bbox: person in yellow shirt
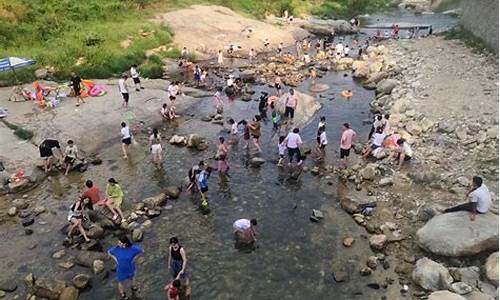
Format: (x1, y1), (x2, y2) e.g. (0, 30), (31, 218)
(105, 178), (125, 222)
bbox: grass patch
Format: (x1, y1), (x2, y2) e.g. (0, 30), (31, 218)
(1, 119), (34, 140)
(440, 26), (494, 54)
(0, 0), (394, 84)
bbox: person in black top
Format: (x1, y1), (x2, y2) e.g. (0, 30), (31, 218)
(70, 72), (85, 106)
(258, 92), (269, 120)
(39, 139), (63, 172)
(167, 236), (190, 296)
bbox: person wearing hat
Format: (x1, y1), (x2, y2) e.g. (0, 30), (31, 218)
(105, 178), (125, 221)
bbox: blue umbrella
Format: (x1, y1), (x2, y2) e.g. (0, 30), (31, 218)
(0, 57), (36, 82)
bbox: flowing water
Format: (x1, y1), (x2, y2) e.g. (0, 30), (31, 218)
(0, 11), (459, 300)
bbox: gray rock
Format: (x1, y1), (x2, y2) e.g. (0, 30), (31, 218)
(465, 291), (495, 300)
(76, 251), (106, 268)
(187, 134), (205, 148)
(360, 164), (377, 180)
(438, 121), (457, 134)
(0, 280), (17, 292)
(34, 68), (48, 79)
(71, 274), (90, 289)
(165, 186), (180, 199)
(87, 225), (104, 239)
(142, 193), (167, 209)
(34, 277), (66, 299)
(132, 228), (143, 242)
(93, 260), (105, 274)
(451, 282), (473, 295)
(12, 199), (28, 209)
(250, 157), (266, 167)
(428, 291), (467, 300)
(376, 79), (399, 95)
(333, 271), (348, 282)
(416, 212), (499, 257)
(367, 256), (378, 269)
(369, 234), (387, 250)
(59, 286), (79, 300)
(485, 252), (498, 285)
(21, 217), (34, 227)
(7, 207), (17, 216)
(379, 177), (393, 187)
(33, 206), (46, 216)
(412, 257), (453, 291)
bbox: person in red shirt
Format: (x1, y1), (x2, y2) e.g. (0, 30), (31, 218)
(164, 279), (181, 300)
(80, 180), (102, 210)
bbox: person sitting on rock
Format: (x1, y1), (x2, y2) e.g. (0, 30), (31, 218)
(63, 140), (79, 176)
(67, 199), (91, 243)
(233, 218), (258, 243)
(362, 127), (386, 159)
(161, 103), (170, 120)
(444, 176), (492, 221)
(80, 179), (102, 210)
(105, 178), (126, 222)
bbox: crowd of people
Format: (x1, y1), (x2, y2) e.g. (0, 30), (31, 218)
(38, 22), (491, 299)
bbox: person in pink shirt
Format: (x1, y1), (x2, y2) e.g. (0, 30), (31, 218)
(340, 123), (356, 168)
(284, 89), (298, 124)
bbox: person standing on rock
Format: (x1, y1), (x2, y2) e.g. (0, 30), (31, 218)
(167, 237), (191, 297)
(339, 123), (356, 168)
(217, 49), (224, 65)
(258, 92), (269, 120)
(121, 122), (131, 159)
(284, 89), (297, 124)
(238, 120), (250, 149)
(193, 65), (201, 87)
(214, 87), (224, 114)
(309, 68), (317, 86)
(108, 235), (144, 300)
(105, 177), (126, 222)
(249, 48), (256, 60)
(130, 64), (144, 91)
(70, 72), (85, 106)
(444, 176), (492, 221)
(248, 115), (262, 153)
(118, 74), (130, 108)
(39, 138), (63, 173)
(149, 128), (162, 169)
(285, 127), (303, 166)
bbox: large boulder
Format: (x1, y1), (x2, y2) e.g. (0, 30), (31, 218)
(59, 286), (79, 300)
(34, 277), (66, 299)
(299, 17), (356, 35)
(428, 291), (467, 300)
(142, 193), (167, 209)
(75, 251), (107, 268)
(485, 252), (499, 286)
(186, 134), (205, 149)
(412, 257), (453, 291)
(376, 79), (398, 95)
(275, 91), (321, 127)
(165, 186), (180, 199)
(416, 212), (499, 257)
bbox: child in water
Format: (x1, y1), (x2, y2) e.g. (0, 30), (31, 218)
(277, 136), (286, 166)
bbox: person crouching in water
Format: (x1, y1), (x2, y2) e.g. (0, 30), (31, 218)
(233, 218), (258, 244)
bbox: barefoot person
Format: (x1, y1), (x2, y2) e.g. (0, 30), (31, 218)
(80, 179), (102, 210)
(444, 176), (492, 221)
(130, 65), (144, 91)
(167, 237), (190, 296)
(285, 128), (303, 166)
(186, 161), (204, 193)
(339, 123), (356, 168)
(388, 138), (412, 167)
(317, 126), (327, 161)
(164, 279), (181, 300)
(248, 115), (262, 153)
(274, 75), (282, 96)
(121, 122), (131, 159)
(70, 72), (85, 106)
(105, 178), (125, 221)
(149, 128), (162, 168)
(233, 218), (257, 243)
(108, 235), (144, 300)
(362, 126), (385, 159)
(67, 199), (91, 242)
(39, 138), (63, 173)
(118, 75), (130, 108)
(63, 140), (79, 175)
(285, 89), (297, 124)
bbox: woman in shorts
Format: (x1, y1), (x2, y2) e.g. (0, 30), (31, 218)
(121, 122), (131, 159)
(274, 75), (282, 96)
(67, 199), (91, 242)
(149, 128), (162, 168)
(105, 178), (125, 221)
(248, 115), (262, 153)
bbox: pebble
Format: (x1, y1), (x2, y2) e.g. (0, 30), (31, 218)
(93, 260), (105, 274)
(360, 267), (372, 276)
(343, 237), (355, 247)
(7, 207), (17, 216)
(52, 249), (66, 259)
(332, 271), (348, 282)
(21, 217), (34, 227)
(58, 261), (75, 270)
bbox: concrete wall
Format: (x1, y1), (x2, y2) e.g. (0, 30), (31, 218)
(461, 0), (499, 53)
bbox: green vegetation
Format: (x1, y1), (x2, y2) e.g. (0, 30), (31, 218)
(1, 119), (34, 140)
(440, 26), (494, 54)
(0, 0), (392, 84)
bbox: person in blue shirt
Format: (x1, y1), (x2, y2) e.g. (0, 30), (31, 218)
(108, 235), (144, 300)
(197, 164), (212, 209)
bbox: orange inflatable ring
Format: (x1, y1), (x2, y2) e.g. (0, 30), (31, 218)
(341, 90), (353, 98)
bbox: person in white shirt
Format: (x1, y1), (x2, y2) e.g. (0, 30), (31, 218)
(167, 82), (179, 101)
(63, 140), (79, 175)
(317, 126), (328, 160)
(130, 64), (143, 91)
(362, 127), (386, 159)
(233, 218), (257, 243)
(368, 115), (385, 140)
(388, 138), (412, 167)
(303, 53), (311, 64)
(285, 128), (303, 166)
(181, 47), (189, 59)
(248, 48), (256, 60)
(277, 135), (287, 166)
(335, 43), (344, 58)
(118, 75), (129, 108)
(217, 49), (224, 65)
(444, 176), (492, 221)
(344, 44), (350, 57)
(120, 122), (131, 159)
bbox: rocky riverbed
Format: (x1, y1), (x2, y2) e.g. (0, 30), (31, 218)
(0, 7), (498, 300)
